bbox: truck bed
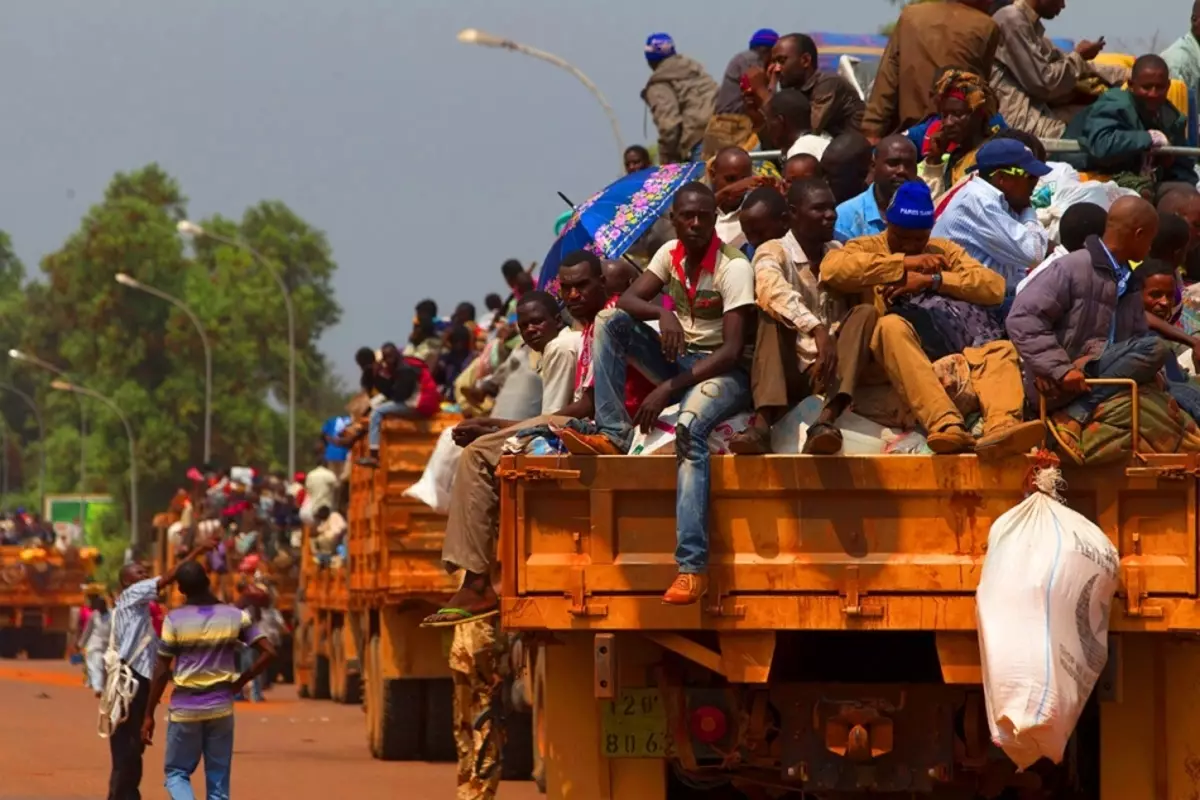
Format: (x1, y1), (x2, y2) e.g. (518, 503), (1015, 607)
(348, 414), (461, 605)
(497, 453), (1200, 633)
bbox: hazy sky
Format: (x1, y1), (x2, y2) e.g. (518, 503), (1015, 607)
(0, 0), (1188, 382)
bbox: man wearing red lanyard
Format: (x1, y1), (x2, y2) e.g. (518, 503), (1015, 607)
(558, 182), (756, 606)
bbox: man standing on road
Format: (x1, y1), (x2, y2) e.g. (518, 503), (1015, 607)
(142, 560), (275, 800)
(108, 540), (215, 800)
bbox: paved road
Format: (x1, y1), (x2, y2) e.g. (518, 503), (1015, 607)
(0, 660), (540, 799)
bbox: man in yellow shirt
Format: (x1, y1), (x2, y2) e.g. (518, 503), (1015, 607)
(822, 181), (1044, 457)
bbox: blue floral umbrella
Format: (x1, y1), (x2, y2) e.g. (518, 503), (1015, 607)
(537, 161), (706, 295)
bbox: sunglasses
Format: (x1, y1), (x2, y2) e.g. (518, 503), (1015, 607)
(993, 166), (1031, 178)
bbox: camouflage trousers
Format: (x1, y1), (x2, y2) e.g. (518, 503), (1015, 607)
(451, 619), (501, 800)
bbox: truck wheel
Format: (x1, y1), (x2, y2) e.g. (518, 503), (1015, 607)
(274, 635), (294, 684)
(29, 631), (67, 660)
(531, 645), (547, 793)
(380, 679), (424, 760)
(365, 634), (382, 756)
(0, 629), (19, 659)
(365, 633), (423, 761)
(344, 666), (362, 706)
(330, 631), (346, 703)
(422, 677), (456, 762)
(312, 654), (331, 701)
(501, 695), (534, 781)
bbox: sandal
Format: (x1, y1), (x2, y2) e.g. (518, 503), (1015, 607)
(802, 422), (844, 455)
(420, 606), (500, 628)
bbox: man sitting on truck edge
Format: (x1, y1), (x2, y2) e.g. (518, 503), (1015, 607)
(422, 256), (609, 627)
(1007, 196), (1172, 427)
(555, 182), (756, 606)
(821, 180), (1043, 458)
(729, 178), (850, 454)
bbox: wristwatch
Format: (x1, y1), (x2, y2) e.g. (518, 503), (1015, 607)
(929, 272), (943, 293)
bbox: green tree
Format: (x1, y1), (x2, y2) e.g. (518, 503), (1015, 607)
(14, 164), (346, 552)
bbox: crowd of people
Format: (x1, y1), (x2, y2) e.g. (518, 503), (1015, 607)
(414, 0), (1200, 620)
(88, 4), (1200, 796)
(0, 509), (75, 548)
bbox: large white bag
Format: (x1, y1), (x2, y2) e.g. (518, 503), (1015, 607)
(976, 468), (1119, 769)
(403, 427), (462, 514)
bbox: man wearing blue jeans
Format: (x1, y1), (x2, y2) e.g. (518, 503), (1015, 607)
(1008, 195), (1165, 428)
(358, 342), (439, 468)
(142, 560), (275, 800)
(559, 182), (755, 605)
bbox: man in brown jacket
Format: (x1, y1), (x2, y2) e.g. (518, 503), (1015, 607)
(863, 0), (1000, 141)
(642, 32), (718, 163)
(770, 33), (866, 137)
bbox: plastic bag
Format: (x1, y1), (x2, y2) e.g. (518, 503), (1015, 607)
(976, 467), (1119, 769)
(403, 427), (462, 514)
(1034, 163), (1138, 245)
(628, 405), (753, 455)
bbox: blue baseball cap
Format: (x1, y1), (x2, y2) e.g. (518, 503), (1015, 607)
(974, 138), (1051, 177)
(886, 180), (935, 230)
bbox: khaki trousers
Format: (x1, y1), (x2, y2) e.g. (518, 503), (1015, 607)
(441, 414), (569, 575)
(749, 313), (809, 414)
(869, 312), (1024, 435)
(749, 306), (878, 417)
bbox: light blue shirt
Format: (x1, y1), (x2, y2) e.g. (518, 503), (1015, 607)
(930, 177), (1049, 294)
(114, 577), (160, 679)
(834, 187), (885, 244)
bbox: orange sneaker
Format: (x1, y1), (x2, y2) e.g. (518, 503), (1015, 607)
(662, 573), (709, 605)
(556, 427), (622, 455)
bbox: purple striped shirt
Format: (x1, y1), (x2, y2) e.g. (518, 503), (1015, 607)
(159, 604), (263, 722)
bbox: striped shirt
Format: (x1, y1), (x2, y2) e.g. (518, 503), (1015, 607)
(159, 604), (264, 722)
(930, 176), (1049, 296)
(113, 578), (161, 680)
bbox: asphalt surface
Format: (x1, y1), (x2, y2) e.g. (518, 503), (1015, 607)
(0, 659), (541, 799)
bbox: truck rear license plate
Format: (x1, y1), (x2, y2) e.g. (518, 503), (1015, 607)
(601, 688), (667, 758)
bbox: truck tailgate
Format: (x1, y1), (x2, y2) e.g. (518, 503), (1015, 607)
(497, 454), (1197, 631)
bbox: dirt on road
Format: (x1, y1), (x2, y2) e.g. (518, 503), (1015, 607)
(0, 660), (540, 800)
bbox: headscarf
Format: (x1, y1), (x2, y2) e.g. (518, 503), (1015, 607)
(933, 69), (997, 119)
(925, 70), (1001, 183)
(645, 33), (676, 63)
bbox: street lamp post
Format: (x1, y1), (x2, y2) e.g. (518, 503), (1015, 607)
(177, 220), (296, 478)
(49, 380), (139, 552)
(115, 273), (213, 463)
(0, 383), (46, 513)
(457, 28), (627, 171)
(8, 350), (87, 533)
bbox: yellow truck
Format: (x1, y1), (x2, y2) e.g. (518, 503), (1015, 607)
(296, 414), (463, 760)
(498, 448), (1200, 799)
(352, 415), (462, 760)
(295, 520), (353, 701)
(0, 545), (94, 659)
